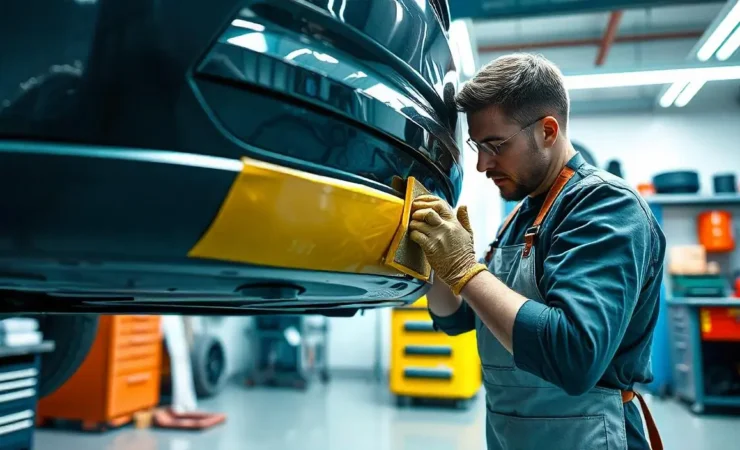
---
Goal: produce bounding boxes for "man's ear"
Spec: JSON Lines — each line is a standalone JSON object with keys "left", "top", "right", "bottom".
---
{"left": 541, "top": 116, "right": 560, "bottom": 148}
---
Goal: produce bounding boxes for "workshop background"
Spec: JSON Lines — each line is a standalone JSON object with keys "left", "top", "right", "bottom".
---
{"left": 3, "top": 0, "right": 740, "bottom": 449}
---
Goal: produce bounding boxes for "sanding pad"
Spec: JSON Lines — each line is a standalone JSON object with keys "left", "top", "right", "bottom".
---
{"left": 384, "top": 176, "right": 432, "bottom": 281}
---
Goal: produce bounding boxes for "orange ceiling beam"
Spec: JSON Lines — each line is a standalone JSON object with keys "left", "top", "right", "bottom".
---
{"left": 596, "top": 11, "right": 625, "bottom": 65}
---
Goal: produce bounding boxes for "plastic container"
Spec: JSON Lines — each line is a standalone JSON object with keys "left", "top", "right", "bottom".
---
{"left": 653, "top": 171, "right": 700, "bottom": 194}
{"left": 713, "top": 174, "right": 737, "bottom": 194}
{"left": 637, "top": 182, "right": 655, "bottom": 196}
{"left": 697, "top": 210, "right": 735, "bottom": 252}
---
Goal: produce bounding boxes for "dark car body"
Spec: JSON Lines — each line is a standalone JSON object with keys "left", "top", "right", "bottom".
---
{"left": 0, "top": 0, "right": 461, "bottom": 315}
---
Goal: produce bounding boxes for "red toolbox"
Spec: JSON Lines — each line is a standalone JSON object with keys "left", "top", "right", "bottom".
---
{"left": 700, "top": 307, "right": 740, "bottom": 341}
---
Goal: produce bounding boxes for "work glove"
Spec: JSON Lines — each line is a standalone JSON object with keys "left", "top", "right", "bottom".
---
{"left": 408, "top": 195, "right": 487, "bottom": 295}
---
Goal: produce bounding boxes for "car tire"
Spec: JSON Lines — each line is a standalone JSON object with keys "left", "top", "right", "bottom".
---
{"left": 191, "top": 333, "right": 228, "bottom": 398}
{"left": 36, "top": 314, "right": 99, "bottom": 398}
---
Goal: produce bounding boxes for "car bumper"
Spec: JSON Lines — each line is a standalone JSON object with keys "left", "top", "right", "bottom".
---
{"left": 0, "top": 141, "right": 429, "bottom": 312}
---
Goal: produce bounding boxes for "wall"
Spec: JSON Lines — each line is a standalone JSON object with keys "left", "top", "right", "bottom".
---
{"left": 569, "top": 103, "right": 740, "bottom": 194}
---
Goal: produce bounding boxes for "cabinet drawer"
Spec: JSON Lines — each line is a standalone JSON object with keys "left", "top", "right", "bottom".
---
{"left": 397, "top": 337, "right": 479, "bottom": 368}
{"left": 112, "top": 354, "right": 160, "bottom": 376}
{"left": 403, "top": 366, "right": 454, "bottom": 380}
{"left": 116, "top": 333, "right": 160, "bottom": 350}
{"left": 113, "top": 344, "right": 160, "bottom": 362}
{"left": 700, "top": 307, "right": 740, "bottom": 341}
{"left": 392, "top": 308, "right": 433, "bottom": 321}
{"left": 116, "top": 321, "right": 160, "bottom": 336}
{"left": 116, "top": 315, "right": 160, "bottom": 325}
{"left": 107, "top": 371, "right": 159, "bottom": 418}
{"left": 403, "top": 345, "right": 453, "bottom": 357}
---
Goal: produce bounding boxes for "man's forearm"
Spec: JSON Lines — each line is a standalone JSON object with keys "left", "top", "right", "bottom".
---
{"left": 460, "top": 270, "right": 528, "bottom": 353}
{"left": 426, "top": 277, "right": 463, "bottom": 317}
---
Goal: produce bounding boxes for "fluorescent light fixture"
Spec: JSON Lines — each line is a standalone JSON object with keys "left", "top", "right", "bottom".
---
{"left": 717, "top": 25, "right": 740, "bottom": 61}
{"left": 659, "top": 80, "right": 689, "bottom": 107}
{"left": 697, "top": 2, "right": 740, "bottom": 61}
{"left": 674, "top": 80, "right": 706, "bottom": 107}
{"left": 565, "top": 65, "right": 740, "bottom": 89}
{"left": 231, "top": 19, "right": 265, "bottom": 32}
{"left": 449, "top": 20, "right": 476, "bottom": 77}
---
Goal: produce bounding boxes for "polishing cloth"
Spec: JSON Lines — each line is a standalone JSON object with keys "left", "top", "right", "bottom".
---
{"left": 384, "top": 176, "right": 432, "bottom": 281}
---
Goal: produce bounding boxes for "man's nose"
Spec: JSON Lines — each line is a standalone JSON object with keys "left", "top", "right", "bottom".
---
{"left": 476, "top": 151, "right": 494, "bottom": 173}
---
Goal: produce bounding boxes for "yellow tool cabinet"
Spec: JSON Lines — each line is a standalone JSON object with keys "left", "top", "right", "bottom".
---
{"left": 390, "top": 296, "right": 481, "bottom": 407}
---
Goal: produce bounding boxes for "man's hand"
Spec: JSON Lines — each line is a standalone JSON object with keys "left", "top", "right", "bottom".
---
{"left": 408, "top": 195, "right": 486, "bottom": 295}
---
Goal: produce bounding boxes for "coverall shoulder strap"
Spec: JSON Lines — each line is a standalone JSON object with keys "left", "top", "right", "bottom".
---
{"left": 523, "top": 165, "right": 576, "bottom": 257}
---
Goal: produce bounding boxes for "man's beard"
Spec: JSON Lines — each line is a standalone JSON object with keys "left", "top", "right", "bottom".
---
{"left": 498, "top": 134, "right": 548, "bottom": 202}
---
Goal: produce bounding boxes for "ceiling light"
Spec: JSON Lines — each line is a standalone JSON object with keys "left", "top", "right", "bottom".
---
{"left": 716, "top": 25, "right": 740, "bottom": 61}
{"left": 659, "top": 81, "right": 689, "bottom": 107}
{"left": 674, "top": 80, "right": 706, "bottom": 107}
{"left": 697, "top": 1, "right": 740, "bottom": 61}
{"left": 449, "top": 20, "right": 476, "bottom": 77}
{"left": 565, "top": 65, "right": 740, "bottom": 90}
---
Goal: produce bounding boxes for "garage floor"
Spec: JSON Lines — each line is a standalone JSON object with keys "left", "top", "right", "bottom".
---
{"left": 35, "top": 379, "right": 740, "bottom": 450}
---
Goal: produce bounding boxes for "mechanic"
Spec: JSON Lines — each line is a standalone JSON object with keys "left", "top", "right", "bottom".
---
{"left": 408, "top": 53, "right": 666, "bottom": 450}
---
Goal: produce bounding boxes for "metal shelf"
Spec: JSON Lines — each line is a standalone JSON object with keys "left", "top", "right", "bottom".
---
{"left": 647, "top": 194, "right": 740, "bottom": 206}
{"left": 703, "top": 395, "right": 740, "bottom": 407}
{"left": 0, "top": 341, "right": 55, "bottom": 358}
{"left": 667, "top": 297, "right": 740, "bottom": 306}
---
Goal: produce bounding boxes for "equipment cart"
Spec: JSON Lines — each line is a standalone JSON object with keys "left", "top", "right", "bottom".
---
{"left": 244, "top": 315, "right": 329, "bottom": 390}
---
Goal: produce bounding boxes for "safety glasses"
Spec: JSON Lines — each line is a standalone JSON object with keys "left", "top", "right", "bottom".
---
{"left": 466, "top": 116, "right": 545, "bottom": 156}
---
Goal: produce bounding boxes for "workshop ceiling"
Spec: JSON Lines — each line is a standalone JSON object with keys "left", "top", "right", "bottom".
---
{"left": 451, "top": 0, "right": 724, "bottom": 21}
{"left": 469, "top": 2, "right": 740, "bottom": 113}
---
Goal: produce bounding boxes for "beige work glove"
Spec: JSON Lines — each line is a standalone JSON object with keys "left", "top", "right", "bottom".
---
{"left": 408, "top": 195, "right": 487, "bottom": 295}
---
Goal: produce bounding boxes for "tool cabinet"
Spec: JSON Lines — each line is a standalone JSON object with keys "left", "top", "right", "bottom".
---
{"left": 37, "top": 316, "right": 162, "bottom": 430}
{"left": 668, "top": 298, "right": 740, "bottom": 413}
{"left": 0, "top": 342, "right": 54, "bottom": 450}
{"left": 390, "top": 297, "right": 481, "bottom": 407}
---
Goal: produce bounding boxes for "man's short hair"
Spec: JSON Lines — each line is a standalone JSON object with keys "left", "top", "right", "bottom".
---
{"left": 455, "top": 53, "right": 570, "bottom": 132}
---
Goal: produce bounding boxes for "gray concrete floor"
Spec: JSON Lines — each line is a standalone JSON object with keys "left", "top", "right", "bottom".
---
{"left": 34, "top": 379, "right": 740, "bottom": 450}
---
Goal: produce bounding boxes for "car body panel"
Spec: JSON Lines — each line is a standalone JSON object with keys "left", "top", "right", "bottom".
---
{"left": 0, "top": 0, "right": 459, "bottom": 314}
{"left": 189, "top": 156, "right": 407, "bottom": 276}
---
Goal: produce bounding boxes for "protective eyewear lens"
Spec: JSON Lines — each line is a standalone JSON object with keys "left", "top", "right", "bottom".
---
{"left": 467, "top": 139, "right": 499, "bottom": 156}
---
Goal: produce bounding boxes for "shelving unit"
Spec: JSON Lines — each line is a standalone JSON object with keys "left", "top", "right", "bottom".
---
{"left": 649, "top": 193, "right": 740, "bottom": 411}
{"left": 646, "top": 193, "right": 740, "bottom": 206}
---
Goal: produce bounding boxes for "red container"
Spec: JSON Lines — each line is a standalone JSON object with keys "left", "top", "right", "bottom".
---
{"left": 700, "top": 307, "right": 740, "bottom": 341}
{"left": 697, "top": 210, "right": 735, "bottom": 252}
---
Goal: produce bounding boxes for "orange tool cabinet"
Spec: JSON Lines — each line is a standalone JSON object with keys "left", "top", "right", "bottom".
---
{"left": 37, "top": 315, "right": 162, "bottom": 430}
{"left": 390, "top": 296, "right": 481, "bottom": 407}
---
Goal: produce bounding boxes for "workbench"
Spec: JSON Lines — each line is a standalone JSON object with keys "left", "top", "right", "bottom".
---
{"left": 667, "top": 297, "right": 740, "bottom": 413}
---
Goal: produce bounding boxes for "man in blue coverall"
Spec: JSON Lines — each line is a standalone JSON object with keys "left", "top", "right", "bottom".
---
{"left": 408, "top": 53, "right": 667, "bottom": 450}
